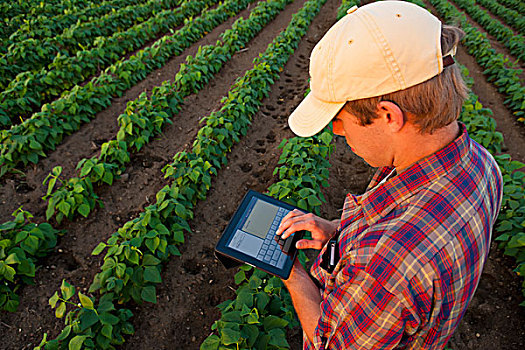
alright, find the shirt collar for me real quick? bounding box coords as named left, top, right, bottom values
left=356, top=122, right=470, bottom=225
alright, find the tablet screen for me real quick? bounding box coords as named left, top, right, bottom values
left=216, top=190, right=304, bottom=278
left=227, top=197, right=290, bottom=268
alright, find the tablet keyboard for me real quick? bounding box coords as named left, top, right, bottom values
left=256, top=207, right=292, bottom=267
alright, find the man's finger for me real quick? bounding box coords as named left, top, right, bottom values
left=277, top=210, right=306, bottom=237
left=296, top=239, right=323, bottom=250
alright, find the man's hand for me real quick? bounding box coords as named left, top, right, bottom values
left=276, top=209, right=339, bottom=250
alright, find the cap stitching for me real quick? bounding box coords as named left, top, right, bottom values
left=360, top=10, right=406, bottom=90
left=327, top=31, right=336, bottom=101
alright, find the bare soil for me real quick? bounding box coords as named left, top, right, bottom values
left=0, top=0, right=524, bottom=349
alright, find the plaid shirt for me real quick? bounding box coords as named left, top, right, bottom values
left=305, top=124, right=503, bottom=349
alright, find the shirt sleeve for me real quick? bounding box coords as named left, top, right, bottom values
left=312, top=266, right=408, bottom=349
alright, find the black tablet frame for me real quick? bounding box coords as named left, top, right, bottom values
left=215, top=190, right=305, bottom=279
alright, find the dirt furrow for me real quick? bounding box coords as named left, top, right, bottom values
left=455, top=45, right=525, bottom=164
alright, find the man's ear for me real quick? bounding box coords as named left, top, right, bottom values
left=377, top=101, right=404, bottom=133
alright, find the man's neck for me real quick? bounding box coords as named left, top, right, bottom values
left=393, top=121, right=460, bottom=173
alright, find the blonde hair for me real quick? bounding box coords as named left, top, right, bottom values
left=343, top=25, right=468, bottom=134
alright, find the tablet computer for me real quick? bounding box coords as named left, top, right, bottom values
left=215, top=190, right=305, bottom=279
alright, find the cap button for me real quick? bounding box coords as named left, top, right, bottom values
left=347, top=5, right=358, bottom=14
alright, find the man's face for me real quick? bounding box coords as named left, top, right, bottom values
left=332, top=108, right=392, bottom=168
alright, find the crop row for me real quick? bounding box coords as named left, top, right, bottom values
left=42, top=0, right=291, bottom=225
left=429, top=0, right=524, bottom=123
left=474, top=0, right=525, bottom=35
left=0, top=209, right=62, bottom=312
left=0, top=0, right=182, bottom=90
left=0, top=0, right=203, bottom=126
left=495, top=0, right=525, bottom=15
left=460, top=66, right=525, bottom=304
left=1, top=0, right=149, bottom=54
left=0, top=0, right=254, bottom=313
left=450, top=0, right=524, bottom=61
left=35, top=0, right=324, bottom=346
left=201, top=129, right=334, bottom=350
left=0, top=0, right=70, bottom=21
left=0, top=0, right=235, bottom=178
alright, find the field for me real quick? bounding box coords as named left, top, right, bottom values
left=0, top=0, right=524, bottom=349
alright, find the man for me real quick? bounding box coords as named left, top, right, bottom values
left=276, top=1, right=503, bottom=349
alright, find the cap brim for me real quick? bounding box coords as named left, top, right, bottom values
left=288, top=93, right=345, bottom=137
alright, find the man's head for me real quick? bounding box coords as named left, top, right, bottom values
left=288, top=1, right=468, bottom=138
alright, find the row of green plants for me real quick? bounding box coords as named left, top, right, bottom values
left=0, top=0, right=70, bottom=22
left=2, top=0, right=72, bottom=49
left=0, top=0, right=244, bottom=178
left=429, top=0, right=524, bottom=123
left=1, top=0, right=149, bottom=54
left=450, top=0, right=524, bottom=61
left=0, top=208, right=62, bottom=312
left=201, top=130, right=334, bottom=350
left=474, top=0, right=524, bottom=35
left=36, top=0, right=326, bottom=346
left=42, top=0, right=290, bottom=224
left=460, top=66, right=525, bottom=303
left=495, top=0, right=525, bottom=15
left=0, top=0, right=203, bottom=126
left=0, top=0, right=182, bottom=90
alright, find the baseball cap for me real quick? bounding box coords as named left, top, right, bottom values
left=288, top=1, right=454, bottom=137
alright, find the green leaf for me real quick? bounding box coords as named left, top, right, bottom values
left=255, top=292, right=270, bottom=310
left=49, top=292, right=59, bottom=308
left=234, top=270, right=246, bottom=285
left=268, top=328, right=289, bottom=347
left=55, top=301, right=66, bottom=318
left=172, top=230, right=184, bottom=244
left=92, top=242, right=107, bottom=255
left=263, top=315, right=288, bottom=331
left=307, top=195, right=322, bottom=207
left=200, top=334, right=220, bottom=350
left=79, top=309, right=99, bottom=330
left=101, top=324, right=113, bottom=339
left=68, top=335, right=86, bottom=350
left=141, top=286, right=157, bottom=303
left=57, top=201, right=71, bottom=217
left=142, top=254, right=161, bottom=266
left=220, top=328, right=241, bottom=346
left=99, top=312, right=120, bottom=326
left=57, top=325, right=72, bottom=341
left=60, top=280, right=75, bottom=301
left=246, top=309, right=259, bottom=324
left=4, top=299, right=19, bottom=312
left=21, top=235, right=39, bottom=255
left=78, top=292, right=94, bottom=309
left=78, top=204, right=90, bottom=218
left=5, top=253, right=20, bottom=264
left=241, top=324, right=259, bottom=347
left=143, top=266, right=162, bottom=283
